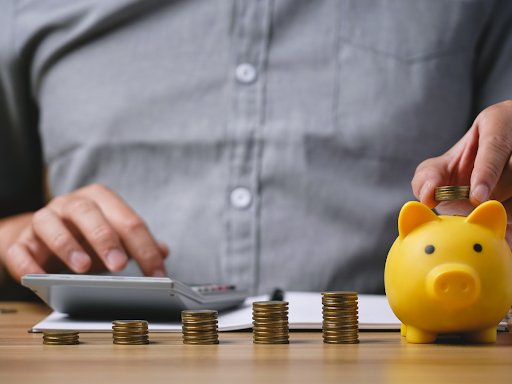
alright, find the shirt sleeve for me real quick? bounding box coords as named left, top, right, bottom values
left=0, top=0, right=43, bottom=218
left=474, top=0, right=512, bottom=114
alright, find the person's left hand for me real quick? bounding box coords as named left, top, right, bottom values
left=411, top=100, right=512, bottom=246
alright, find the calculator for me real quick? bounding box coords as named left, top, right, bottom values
left=22, top=274, right=249, bottom=319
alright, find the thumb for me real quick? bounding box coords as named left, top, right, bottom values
left=470, top=102, right=512, bottom=205
left=412, top=156, right=449, bottom=209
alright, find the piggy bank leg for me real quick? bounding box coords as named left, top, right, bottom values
left=401, top=323, right=407, bottom=337
left=464, top=326, right=497, bottom=343
left=405, top=326, right=437, bottom=344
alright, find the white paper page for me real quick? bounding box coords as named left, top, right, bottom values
left=31, top=292, right=507, bottom=332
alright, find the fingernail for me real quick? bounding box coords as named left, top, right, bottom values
left=70, top=251, right=90, bottom=271
left=419, top=181, right=430, bottom=201
left=152, top=268, right=166, bottom=277
left=472, top=184, right=489, bottom=204
left=106, top=249, right=128, bottom=271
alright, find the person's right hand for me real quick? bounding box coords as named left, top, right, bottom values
left=0, top=184, right=168, bottom=282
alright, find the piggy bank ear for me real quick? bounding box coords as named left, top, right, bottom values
left=399, top=201, right=440, bottom=240
left=466, top=200, right=507, bottom=239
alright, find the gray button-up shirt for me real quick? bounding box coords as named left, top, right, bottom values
left=1, top=0, right=512, bottom=294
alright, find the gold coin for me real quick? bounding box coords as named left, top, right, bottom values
left=253, top=334, right=289, bottom=339
left=112, top=331, right=149, bottom=337
left=322, top=315, right=358, bottom=320
left=112, top=334, right=149, bottom=339
left=183, top=331, right=219, bottom=337
left=322, top=291, right=357, bottom=297
left=42, top=330, right=79, bottom=336
left=43, top=336, right=80, bottom=341
left=183, top=335, right=219, bottom=340
left=113, top=340, right=149, bottom=345
left=183, top=340, right=219, bottom=345
left=323, top=322, right=358, bottom=328
left=182, top=328, right=218, bottom=333
left=253, top=301, right=288, bottom=306
left=322, top=308, right=357, bottom=313
left=182, top=309, right=218, bottom=316
left=112, top=320, right=148, bottom=326
left=43, top=340, right=79, bottom=345
left=252, top=326, right=289, bottom=332
left=322, top=326, right=359, bottom=331
left=253, top=340, right=289, bottom=344
left=322, top=314, right=359, bottom=320
left=181, top=319, right=218, bottom=324
left=323, top=334, right=359, bottom=340
left=0, top=308, right=17, bottom=314
left=322, top=299, right=357, bottom=304
left=112, top=327, right=148, bottom=333
left=434, top=186, right=470, bottom=201
left=324, top=340, right=359, bottom=344
left=323, top=303, right=357, bottom=307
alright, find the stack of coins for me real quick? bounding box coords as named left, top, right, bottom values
left=434, top=186, right=470, bottom=201
left=182, top=310, right=219, bottom=345
left=112, top=320, right=149, bottom=345
left=42, top=330, right=79, bottom=345
left=507, top=307, right=512, bottom=331
left=322, top=292, right=359, bottom=344
left=252, top=301, right=289, bottom=344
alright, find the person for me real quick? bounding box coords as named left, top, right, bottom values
left=1, top=0, right=511, bottom=297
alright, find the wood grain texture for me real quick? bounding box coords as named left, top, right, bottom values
left=1, top=302, right=512, bottom=384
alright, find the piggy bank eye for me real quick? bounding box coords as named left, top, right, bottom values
left=474, top=244, right=482, bottom=252
left=425, top=245, right=435, bottom=254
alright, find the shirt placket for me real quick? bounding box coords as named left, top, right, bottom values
left=223, top=0, right=271, bottom=293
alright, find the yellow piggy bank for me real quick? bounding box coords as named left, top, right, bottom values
left=384, top=200, right=512, bottom=344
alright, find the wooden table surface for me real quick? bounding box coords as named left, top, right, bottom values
left=1, top=302, right=512, bottom=384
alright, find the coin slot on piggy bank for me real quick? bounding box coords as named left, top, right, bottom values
left=384, top=200, right=512, bottom=344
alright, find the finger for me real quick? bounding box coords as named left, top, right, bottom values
left=506, top=224, right=512, bottom=249
left=31, top=207, right=92, bottom=273
left=470, top=102, right=512, bottom=205
left=76, top=185, right=167, bottom=277
left=412, top=128, right=478, bottom=208
left=16, top=225, right=53, bottom=269
left=491, top=156, right=512, bottom=202
left=4, top=242, right=45, bottom=282
left=157, top=241, right=170, bottom=259
left=59, top=196, right=128, bottom=272
left=412, top=157, right=449, bottom=208
left=500, top=197, right=512, bottom=225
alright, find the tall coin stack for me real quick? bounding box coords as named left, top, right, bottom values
left=112, top=320, right=149, bottom=345
left=42, top=330, right=79, bottom=345
left=434, top=186, right=470, bottom=201
left=322, top=292, right=359, bottom=344
left=182, top=310, right=219, bottom=345
left=252, top=301, right=289, bottom=344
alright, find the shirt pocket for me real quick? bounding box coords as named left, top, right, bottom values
left=332, top=0, right=486, bottom=163
left=339, top=0, right=484, bottom=62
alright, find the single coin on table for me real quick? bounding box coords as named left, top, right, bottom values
left=0, top=308, right=17, bottom=314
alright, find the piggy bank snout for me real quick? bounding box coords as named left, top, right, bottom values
left=426, top=264, right=481, bottom=308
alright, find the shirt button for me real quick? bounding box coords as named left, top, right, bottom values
left=235, top=63, right=257, bottom=84
left=230, top=187, right=252, bottom=209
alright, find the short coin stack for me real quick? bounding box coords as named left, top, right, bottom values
left=434, top=186, right=470, bottom=201
left=42, top=330, right=79, bottom=345
left=182, top=310, right=219, bottom=345
left=322, top=292, right=359, bottom=344
left=112, top=320, right=149, bottom=345
left=252, top=301, right=289, bottom=344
